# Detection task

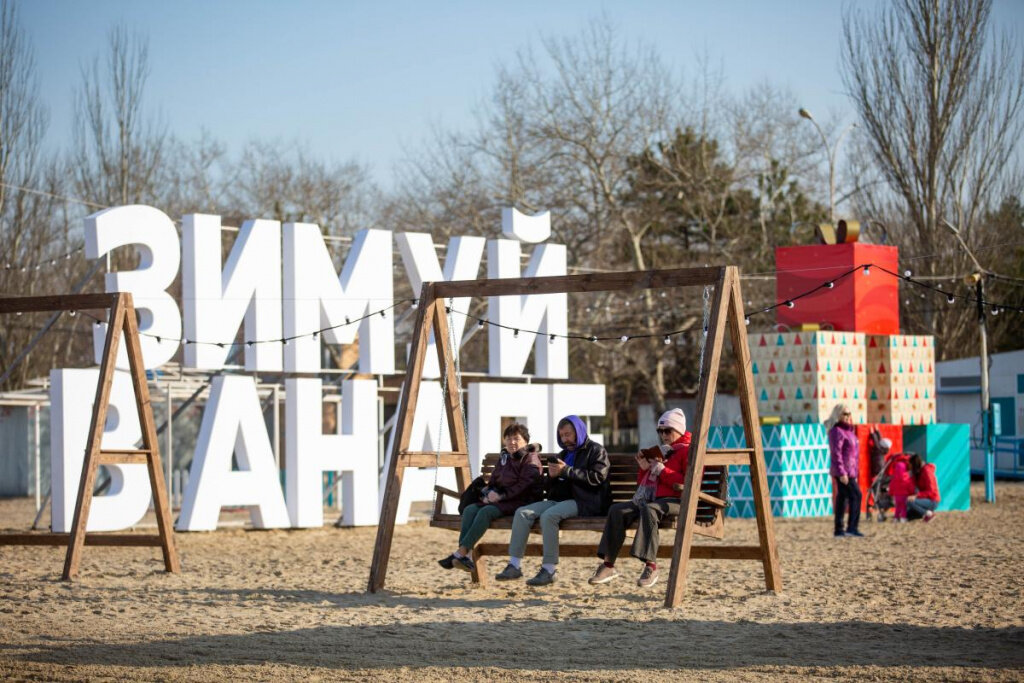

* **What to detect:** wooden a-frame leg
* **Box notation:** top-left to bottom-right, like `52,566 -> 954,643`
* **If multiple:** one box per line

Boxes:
63,296 -> 127,580
470,548 -> 488,588
123,296 -> 180,573
727,276 -> 782,592
665,268 -> 732,608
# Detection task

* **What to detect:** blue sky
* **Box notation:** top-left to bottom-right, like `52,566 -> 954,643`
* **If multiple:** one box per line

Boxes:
20,1 -> 1024,190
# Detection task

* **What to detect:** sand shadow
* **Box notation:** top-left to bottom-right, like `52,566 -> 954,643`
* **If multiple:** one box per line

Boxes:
16,618 -> 1024,672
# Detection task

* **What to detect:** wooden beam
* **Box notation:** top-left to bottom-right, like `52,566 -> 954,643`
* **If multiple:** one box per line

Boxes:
97,452 -> 149,465
399,452 -> 472,468
432,266 -> 722,299
0,533 -> 164,547
705,450 -> 755,466
0,293 -> 117,314
475,543 -> 764,560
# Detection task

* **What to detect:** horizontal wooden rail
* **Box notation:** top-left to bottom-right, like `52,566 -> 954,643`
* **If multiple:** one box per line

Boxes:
705,449 -> 755,466
0,293 -> 119,314
399,452 -> 470,468
0,533 -> 164,547
98,450 -> 151,465
432,267 -> 723,299
476,543 -> 763,560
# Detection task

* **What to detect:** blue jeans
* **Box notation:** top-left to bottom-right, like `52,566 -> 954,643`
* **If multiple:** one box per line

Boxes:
458,503 -> 503,550
508,499 -> 579,565
907,497 -> 938,519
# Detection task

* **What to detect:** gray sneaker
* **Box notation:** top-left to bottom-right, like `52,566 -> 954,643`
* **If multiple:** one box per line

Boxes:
495,563 -> 523,581
588,563 -> 619,585
637,565 -> 659,588
526,567 -> 556,586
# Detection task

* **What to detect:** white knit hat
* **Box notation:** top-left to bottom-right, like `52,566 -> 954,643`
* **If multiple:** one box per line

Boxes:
658,408 -> 687,434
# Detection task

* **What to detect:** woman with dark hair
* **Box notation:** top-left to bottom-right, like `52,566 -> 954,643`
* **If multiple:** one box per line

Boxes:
827,403 -> 863,538
907,453 -> 940,522
438,422 -> 543,572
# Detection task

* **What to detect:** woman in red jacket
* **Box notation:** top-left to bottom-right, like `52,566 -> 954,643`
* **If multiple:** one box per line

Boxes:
907,453 -> 940,522
590,408 -> 691,589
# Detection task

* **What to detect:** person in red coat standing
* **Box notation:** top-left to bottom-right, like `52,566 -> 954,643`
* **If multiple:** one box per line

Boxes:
827,403 -> 864,537
590,408 -> 691,589
908,453 -> 941,522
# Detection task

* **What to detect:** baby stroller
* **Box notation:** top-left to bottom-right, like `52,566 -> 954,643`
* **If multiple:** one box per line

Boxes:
865,429 -> 893,521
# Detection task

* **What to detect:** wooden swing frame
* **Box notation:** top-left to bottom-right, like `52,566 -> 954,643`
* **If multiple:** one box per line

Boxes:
368,265 -> 781,607
0,292 -> 180,580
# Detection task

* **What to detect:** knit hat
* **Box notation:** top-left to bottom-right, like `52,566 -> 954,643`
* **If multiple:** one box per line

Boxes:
658,408 -> 687,434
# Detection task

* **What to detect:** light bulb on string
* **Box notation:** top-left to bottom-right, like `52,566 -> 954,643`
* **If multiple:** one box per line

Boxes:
663,335 -> 671,345
549,334 -> 556,345
589,335 -> 598,343
744,317 -> 751,326
247,341 -> 254,348
904,270 -> 913,278
620,335 -> 629,343
513,329 -> 519,339
946,295 -> 955,304
862,266 -> 871,276
825,281 -> 834,289
312,331 -> 319,340
477,319 -> 485,328
785,300 -> 795,308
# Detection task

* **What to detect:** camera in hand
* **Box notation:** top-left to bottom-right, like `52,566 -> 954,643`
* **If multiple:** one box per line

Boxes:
547,455 -> 559,464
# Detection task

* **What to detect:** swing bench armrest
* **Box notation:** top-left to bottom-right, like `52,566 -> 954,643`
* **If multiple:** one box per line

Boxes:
432,485 -> 461,519
433,485 -> 460,500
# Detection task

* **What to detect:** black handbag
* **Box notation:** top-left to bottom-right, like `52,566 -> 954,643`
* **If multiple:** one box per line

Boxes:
458,476 -> 487,514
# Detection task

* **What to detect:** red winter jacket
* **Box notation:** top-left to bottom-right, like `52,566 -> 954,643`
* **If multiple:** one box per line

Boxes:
915,463 -> 941,502
638,432 -> 692,499
888,457 -> 915,497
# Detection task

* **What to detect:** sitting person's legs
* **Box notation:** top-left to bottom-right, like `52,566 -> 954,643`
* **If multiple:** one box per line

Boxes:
499,500 -> 557,580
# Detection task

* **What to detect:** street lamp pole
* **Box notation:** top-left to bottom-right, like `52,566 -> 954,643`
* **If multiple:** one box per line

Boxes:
799,108 -> 856,225
944,219 -> 995,503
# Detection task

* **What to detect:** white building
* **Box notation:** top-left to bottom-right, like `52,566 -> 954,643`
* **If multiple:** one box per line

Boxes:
935,349 -> 1024,478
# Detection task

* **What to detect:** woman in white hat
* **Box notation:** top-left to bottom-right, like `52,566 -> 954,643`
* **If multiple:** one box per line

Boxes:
589,408 -> 692,588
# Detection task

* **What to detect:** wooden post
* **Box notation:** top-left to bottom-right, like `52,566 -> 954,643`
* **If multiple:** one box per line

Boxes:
664,267 -> 732,608
368,285 -> 438,592
727,274 -> 781,592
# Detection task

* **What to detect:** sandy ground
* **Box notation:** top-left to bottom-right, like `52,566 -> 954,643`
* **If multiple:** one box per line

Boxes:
1,482 -> 1022,682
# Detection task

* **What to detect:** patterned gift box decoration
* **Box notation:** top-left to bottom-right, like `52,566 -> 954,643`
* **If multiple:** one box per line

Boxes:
902,424 -> 971,512
709,424 -> 833,518
865,334 -> 936,426
748,331 -> 867,425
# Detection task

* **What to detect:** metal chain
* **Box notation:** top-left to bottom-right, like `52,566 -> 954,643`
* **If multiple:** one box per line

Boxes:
697,285 -> 712,376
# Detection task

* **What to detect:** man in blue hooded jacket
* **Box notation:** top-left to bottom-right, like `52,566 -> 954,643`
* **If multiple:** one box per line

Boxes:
497,415 -> 611,586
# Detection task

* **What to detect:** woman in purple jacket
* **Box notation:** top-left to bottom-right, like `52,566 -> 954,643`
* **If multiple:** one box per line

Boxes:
827,403 -> 863,538
438,422 -> 543,572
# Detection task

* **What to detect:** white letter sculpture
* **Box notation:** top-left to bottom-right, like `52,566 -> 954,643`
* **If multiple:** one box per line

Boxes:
283,225 -> 394,374
50,369 -> 152,532
396,233 -> 485,378
285,378 -> 379,527
177,375 -> 290,530
182,214 -> 282,371
85,205 -> 181,369
487,239 -> 568,378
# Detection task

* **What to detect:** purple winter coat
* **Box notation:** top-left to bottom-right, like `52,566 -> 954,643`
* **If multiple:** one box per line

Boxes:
828,423 -> 859,478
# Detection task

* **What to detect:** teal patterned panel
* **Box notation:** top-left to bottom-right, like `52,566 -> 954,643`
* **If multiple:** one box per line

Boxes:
712,424 -> 832,518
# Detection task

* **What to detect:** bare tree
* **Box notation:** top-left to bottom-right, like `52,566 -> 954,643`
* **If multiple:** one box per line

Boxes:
70,24 -> 166,207
842,0 -> 1024,355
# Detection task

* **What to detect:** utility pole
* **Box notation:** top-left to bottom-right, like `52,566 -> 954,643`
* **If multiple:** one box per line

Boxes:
944,220 -> 995,503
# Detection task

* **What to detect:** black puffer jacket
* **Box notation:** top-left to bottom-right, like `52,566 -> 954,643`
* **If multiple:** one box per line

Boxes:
546,439 -> 611,516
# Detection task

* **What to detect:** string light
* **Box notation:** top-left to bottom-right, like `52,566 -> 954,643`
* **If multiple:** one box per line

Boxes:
947,295 -> 956,304
663,335 -> 671,345
513,329 -> 519,338
620,335 -> 629,343
825,281 -> 835,289
862,266 -> 871,276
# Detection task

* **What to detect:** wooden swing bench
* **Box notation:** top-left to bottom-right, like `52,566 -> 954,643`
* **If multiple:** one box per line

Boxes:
430,452 -> 735,587
369,265 -> 782,607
